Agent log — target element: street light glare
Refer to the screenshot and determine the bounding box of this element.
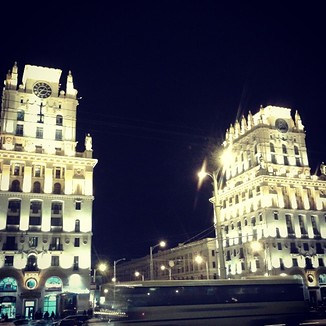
[251,241,263,252]
[197,159,208,191]
[195,255,204,264]
[159,241,166,248]
[98,263,107,272]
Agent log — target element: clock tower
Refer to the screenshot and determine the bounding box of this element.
[0,63,97,318]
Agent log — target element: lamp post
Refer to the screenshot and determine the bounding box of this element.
[93,263,107,283]
[92,263,107,309]
[195,255,209,280]
[198,169,227,279]
[113,258,126,283]
[135,271,144,281]
[160,265,172,280]
[150,241,166,280]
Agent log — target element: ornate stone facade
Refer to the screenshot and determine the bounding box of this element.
[0,63,97,318]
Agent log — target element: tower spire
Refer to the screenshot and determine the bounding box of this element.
[66,70,78,98]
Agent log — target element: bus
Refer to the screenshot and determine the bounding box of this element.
[56,292,78,318]
[93,276,310,325]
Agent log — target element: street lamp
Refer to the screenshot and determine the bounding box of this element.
[112,258,126,283]
[160,265,172,280]
[195,255,209,280]
[150,240,166,280]
[92,263,108,309]
[198,168,227,279]
[135,271,144,281]
[93,262,108,283]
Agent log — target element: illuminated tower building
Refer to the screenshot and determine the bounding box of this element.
[219,105,326,303]
[0,63,97,318]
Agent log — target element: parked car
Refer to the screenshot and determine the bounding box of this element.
[53,315,89,326]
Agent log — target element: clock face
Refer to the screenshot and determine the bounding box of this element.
[33,82,52,98]
[275,118,288,133]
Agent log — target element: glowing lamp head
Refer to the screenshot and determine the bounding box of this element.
[159,241,166,248]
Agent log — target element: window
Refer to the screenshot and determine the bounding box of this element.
[75,220,80,232]
[75,202,81,210]
[282,144,287,154]
[294,146,299,155]
[56,115,63,126]
[73,256,79,271]
[12,163,24,176]
[54,167,64,179]
[52,202,62,214]
[30,201,42,214]
[11,180,21,192]
[53,183,61,194]
[251,217,256,227]
[55,129,62,141]
[33,165,43,177]
[0,277,17,292]
[74,238,80,247]
[51,256,59,267]
[50,237,62,251]
[29,216,41,226]
[29,237,38,247]
[51,217,63,227]
[8,199,21,213]
[35,145,43,153]
[17,110,25,121]
[4,256,14,266]
[270,143,275,152]
[16,124,23,136]
[33,181,41,193]
[36,127,43,139]
[26,254,38,271]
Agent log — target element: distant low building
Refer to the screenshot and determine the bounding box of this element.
[117,238,217,281]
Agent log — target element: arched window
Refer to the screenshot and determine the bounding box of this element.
[33,181,41,193]
[294,145,299,155]
[26,254,38,271]
[45,276,62,291]
[53,183,61,194]
[75,219,80,232]
[11,180,21,192]
[0,277,18,292]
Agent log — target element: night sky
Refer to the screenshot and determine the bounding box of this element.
[1,2,326,264]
